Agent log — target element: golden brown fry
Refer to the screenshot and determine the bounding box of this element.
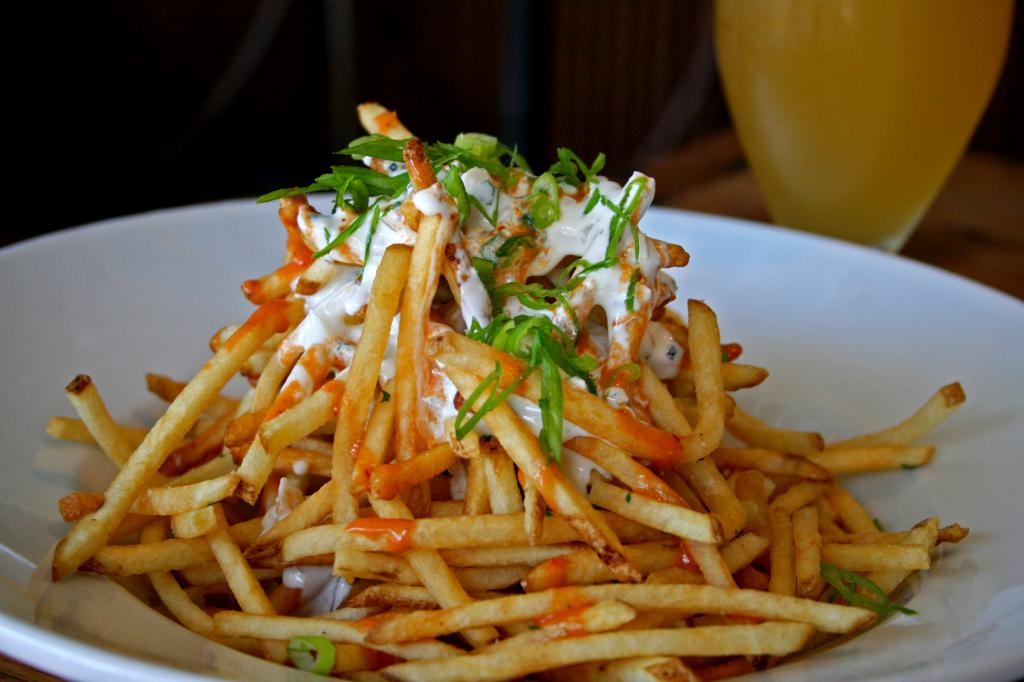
[372,444,456,501]
[63,375,137,468]
[811,445,935,473]
[367,584,871,644]
[827,485,878,534]
[380,624,816,682]
[46,416,147,449]
[677,299,727,460]
[132,473,240,515]
[58,492,104,522]
[712,448,831,481]
[768,508,795,596]
[675,459,747,541]
[793,506,824,599]
[482,448,524,514]
[828,383,966,449]
[334,245,411,524]
[171,506,218,539]
[141,519,215,637]
[357,102,414,139]
[727,405,824,455]
[588,478,721,544]
[820,543,931,572]
[212,611,461,661]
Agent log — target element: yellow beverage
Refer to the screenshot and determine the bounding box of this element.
[714,0,1013,249]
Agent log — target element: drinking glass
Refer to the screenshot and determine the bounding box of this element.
[714,0,1014,250]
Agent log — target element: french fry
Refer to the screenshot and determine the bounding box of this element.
[768,508,795,596]
[357,102,414,139]
[827,383,965,449]
[866,518,939,594]
[206,505,276,616]
[282,512,666,562]
[46,416,147,449]
[367,583,871,644]
[380,623,816,682]
[827,486,878,534]
[727,405,824,455]
[483,448,525,514]
[352,389,397,494]
[396,210,453,461]
[334,245,412,524]
[212,611,461,661]
[481,600,637,652]
[236,375,345,504]
[712,448,830,481]
[675,459,747,541]
[588,478,721,544]
[141,519,215,636]
[770,482,827,515]
[464,456,491,515]
[53,299,303,580]
[676,300,727,460]
[82,518,262,575]
[672,362,769,395]
[58,492,104,522]
[811,445,935,473]
[372,443,456,501]
[792,506,824,599]
[820,543,931,572]
[171,505,219,539]
[63,375,137,468]
[132,473,240,515]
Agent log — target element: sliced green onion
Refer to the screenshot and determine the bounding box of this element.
[529,172,561,229]
[625,269,640,313]
[313,198,382,259]
[455,132,499,159]
[537,351,565,463]
[441,164,470,226]
[287,636,335,675]
[363,203,382,265]
[820,563,917,616]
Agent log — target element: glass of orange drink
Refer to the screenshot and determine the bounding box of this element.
[714,0,1014,250]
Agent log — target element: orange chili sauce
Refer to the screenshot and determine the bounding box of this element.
[346,517,415,552]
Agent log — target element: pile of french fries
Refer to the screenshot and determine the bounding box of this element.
[47,105,969,681]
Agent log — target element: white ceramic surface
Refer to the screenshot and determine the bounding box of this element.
[0,200,1021,682]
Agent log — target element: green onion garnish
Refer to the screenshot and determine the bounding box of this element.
[625,269,640,313]
[287,636,335,675]
[820,563,917,617]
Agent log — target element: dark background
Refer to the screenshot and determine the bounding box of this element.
[11,0,1022,247]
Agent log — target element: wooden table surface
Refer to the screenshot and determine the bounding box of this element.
[2,135,1021,682]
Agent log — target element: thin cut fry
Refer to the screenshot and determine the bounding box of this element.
[828,383,966,449]
[727,405,824,455]
[381,624,816,682]
[811,445,935,473]
[792,506,824,599]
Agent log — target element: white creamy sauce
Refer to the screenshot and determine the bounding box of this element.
[640,321,685,379]
[448,460,467,501]
[413,183,455,218]
[260,477,304,534]
[282,565,352,616]
[292,459,309,476]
